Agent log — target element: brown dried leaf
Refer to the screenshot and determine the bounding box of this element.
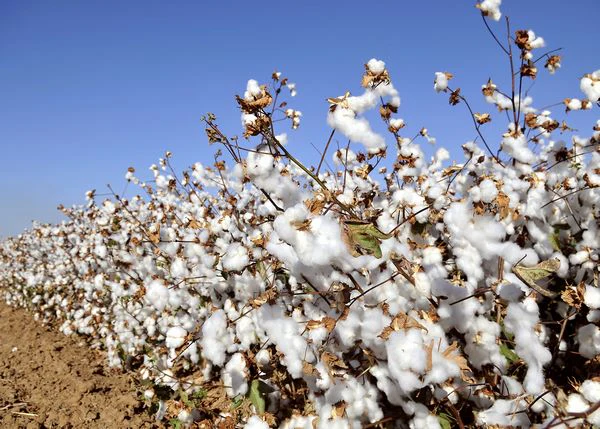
[236,90,273,113]
[474,112,492,125]
[292,219,312,232]
[561,282,586,309]
[545,55,561,71]
[442,342,474,383]
[525,113,538,129]
[449,88,461,106]
[515,30,531,51]
[482,78,496,97]
[521,60,538,79]
[496,192,511,219]
[355,164,372,179]
[331,401,347,419]
[425,340,434,372]
[303,361,319,377]
[304,198,326,215]
[327,91,351,112]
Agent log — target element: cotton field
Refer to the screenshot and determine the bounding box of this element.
[1,2,600,428]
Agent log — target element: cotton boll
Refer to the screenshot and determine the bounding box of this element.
[327,107,386,154]
[145,280,169,312]
[389,118,405,130]
[165,326,187,349]
[170,257,188,278]
[259,304,311,378]
[580,70,600,102]
[244,416,269,429]
[280,416,316,429]
[222,242,249,272]
[581,380,600,403]
[479,179,498,203]
[255,349,271,368]
[366,58,386,75]
[434,72,449,93]
[422,247,443,266]
[386,329,427,394]
[566,98,582,111]
[477,0,502,21]
[577,324,600,359]
[584,285,600,309]
[222,353,248,397]
[200,310,231,367]
[504,299,551,395]
[464,316,505,370]
[476,399,530,427]
[501,134,536,164]
[244,79,262,100]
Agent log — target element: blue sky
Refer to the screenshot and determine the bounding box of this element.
[1,0,598,237]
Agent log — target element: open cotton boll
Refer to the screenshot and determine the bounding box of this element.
[477,0,502,21]
[464,316,505,370]
[504,299,551,395]
[366,58,386,74]
[165,326,187,349]
[434,72,449,93]
[581,380,600,403]
[280,416,316,429]
[244,79,262,100]
[145,280,169,312]
[327,107,386,154]
[577,323,600,359]
[584,285,600,309]
[501,134,536,164]
[269,206,347,267]
[221,242,249,272]
[476,398,530,427]
[258,304,311,378]
[479,179,498,203]
[170,257,188,279]
[243,416,269,429]
[222,353,248,397]
[386,329,427,394]
[580,70,600,102]
[200,310,232,367]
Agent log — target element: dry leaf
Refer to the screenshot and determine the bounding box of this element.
[442,342,474,383]
[560,282,586,309]
[449,88,461,106]
[379,312,427,340]
[521,60,538,79]
[474,112,492,124]
[482,78,496,97]
[512,258,561,298]
[327,91,351,112]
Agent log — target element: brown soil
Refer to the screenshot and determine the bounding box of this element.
[0,302,158,428]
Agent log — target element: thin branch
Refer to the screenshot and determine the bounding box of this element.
[317,129,336,175]
[481,13,510,55]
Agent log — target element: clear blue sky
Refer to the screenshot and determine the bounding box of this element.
[1,1,598,237]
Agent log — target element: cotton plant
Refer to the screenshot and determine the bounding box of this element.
[1,3,600,428]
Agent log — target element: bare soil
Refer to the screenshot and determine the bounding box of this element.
[0,302,157,428]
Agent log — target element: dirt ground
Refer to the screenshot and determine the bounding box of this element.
[0,302,158,428]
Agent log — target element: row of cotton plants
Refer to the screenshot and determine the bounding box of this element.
[2,3,600,428]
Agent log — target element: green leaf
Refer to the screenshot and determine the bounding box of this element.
[500,344,520,364]
[511,258,560,298]
[438,412,454,429]
[179,390,193,408]
[549,232,561,252]
[168,418,182,429]
[247,379,273,414]
[190,389,207,401]
[344,220,391,258]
